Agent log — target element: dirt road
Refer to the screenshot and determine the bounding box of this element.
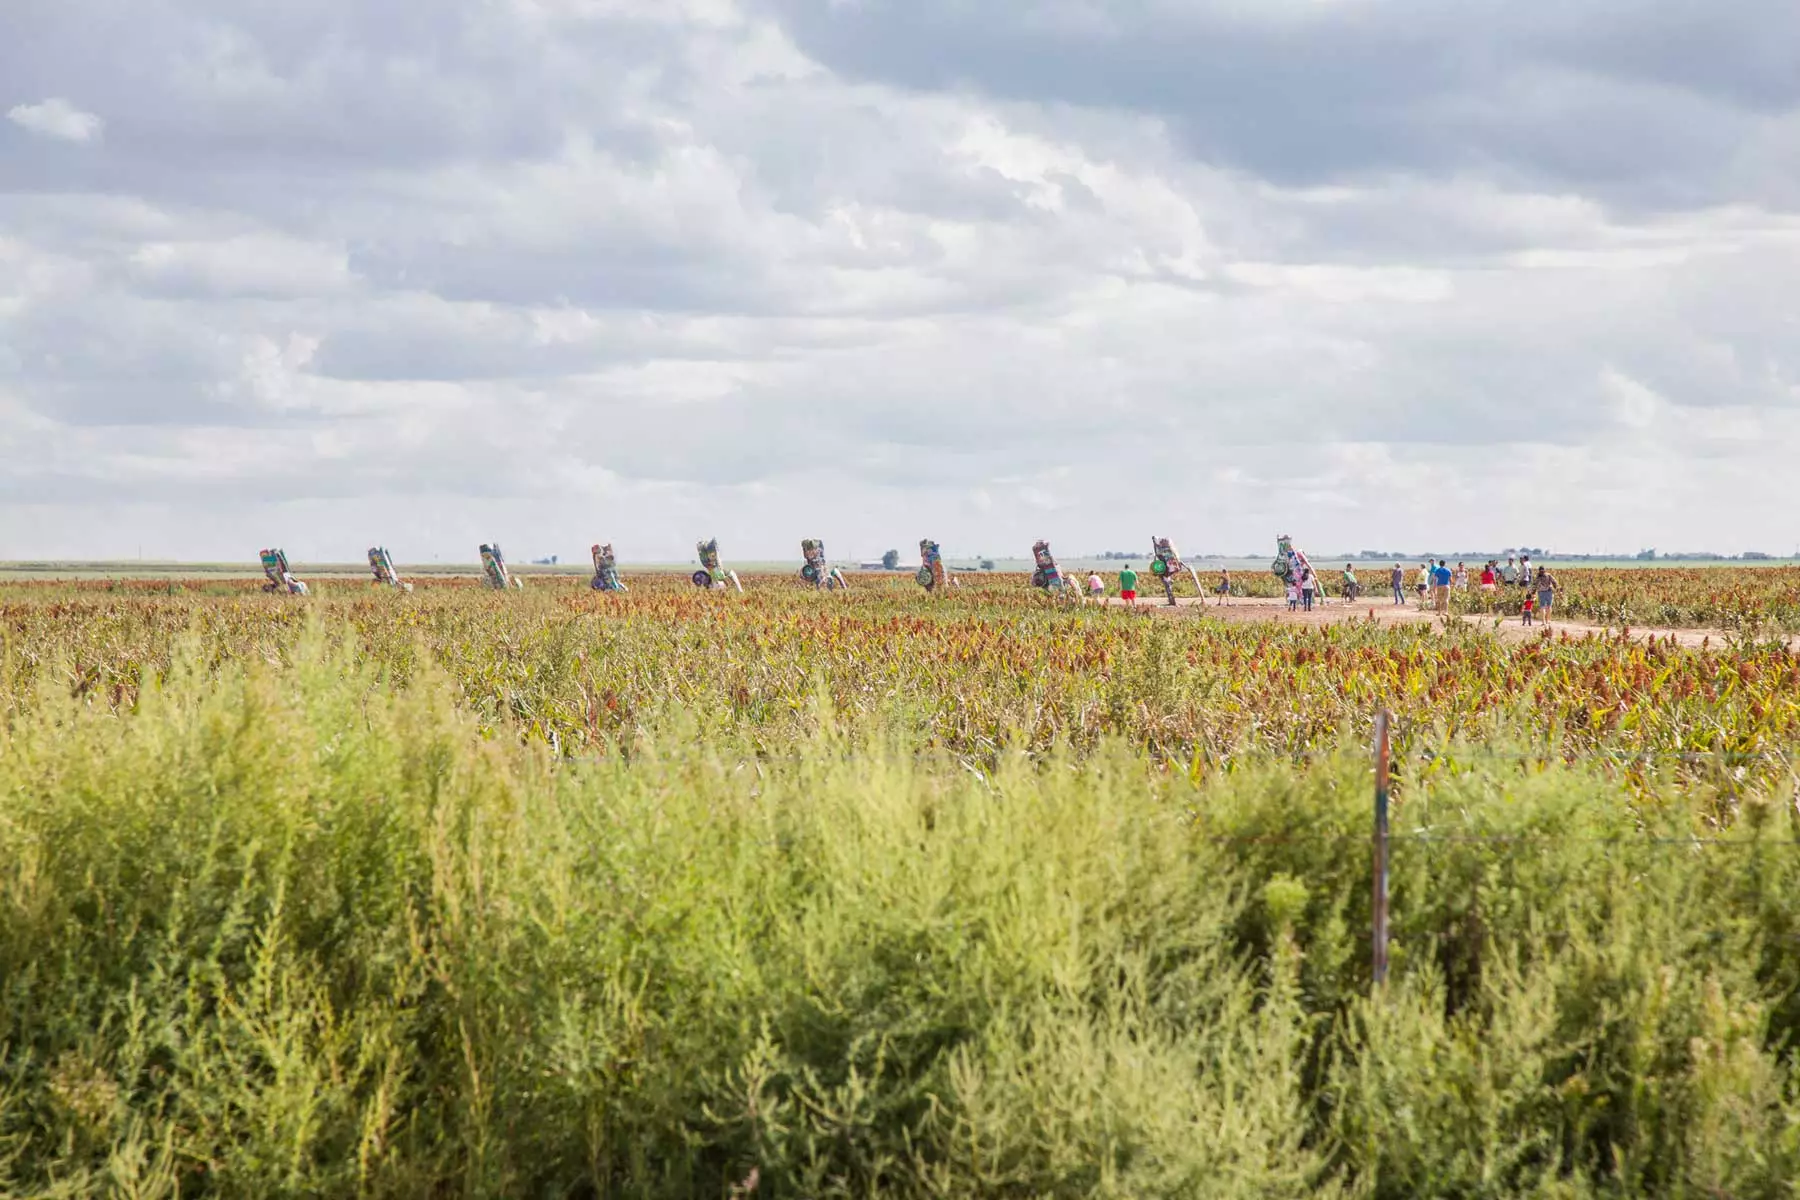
[1097,594,1797,650]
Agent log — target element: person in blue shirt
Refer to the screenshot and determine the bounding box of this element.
[1432,560,1453,613]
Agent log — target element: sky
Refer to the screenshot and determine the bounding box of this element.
[3,0,1799,564]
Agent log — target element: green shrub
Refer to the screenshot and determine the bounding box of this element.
[2,643,1798,1196]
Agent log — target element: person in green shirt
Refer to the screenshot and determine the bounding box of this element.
[1118,565,1138,604]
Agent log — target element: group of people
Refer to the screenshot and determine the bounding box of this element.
[1284,567,1325,611]
[1386,555,1557,621]
[1090,565,1140,603]
[1070,555,1557,624]
[1277,563,1376,612]
[1080,564,1234,607]
[1476,555,1536,590]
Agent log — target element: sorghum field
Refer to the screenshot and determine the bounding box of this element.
[1219,564,1800,633]
[4,570,1800,1197]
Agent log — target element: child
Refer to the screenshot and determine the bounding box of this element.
[1286,577,1300,611]
[1521,593,1535,625]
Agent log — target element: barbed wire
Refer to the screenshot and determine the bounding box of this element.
[1173,747,1798,767]
[1401,749,1792,764]
[1195,831,1800,848]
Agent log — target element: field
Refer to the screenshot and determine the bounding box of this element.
[4,569,1800,1196]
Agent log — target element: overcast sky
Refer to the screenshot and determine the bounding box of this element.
[4,0,1798,563]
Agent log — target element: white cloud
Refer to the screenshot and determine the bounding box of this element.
[1601,367,1663,430]
[126,235,353,299]
[7,97,103,143]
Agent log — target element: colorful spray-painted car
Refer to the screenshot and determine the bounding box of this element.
[259,549,309,595]
[1149,536,1201,606]
[916,539,952,592]
[1030,540,1072,593]
[480,544,523,590]
[693,539,743,592]
[800,539,848,590]
[1272,534,1315,588]
[367,547,412,592]
[590,544,627,592]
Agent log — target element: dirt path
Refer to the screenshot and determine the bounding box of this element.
[1097,594,1798,651]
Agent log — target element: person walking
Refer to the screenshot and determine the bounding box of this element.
[1519,555,1533,589]
[1433,559,1452,613]
[1341,563,1359,602]
[1390,562,1405,606]
[1521,592,1536,625]
[1480,562,1496,590]
[1286,574,1300,611]
[1118,564,1138,605]
[1301,568,1317,612]
[1215,568,1232,606]
[1501,556,1518,585]
[1536,568,1555,620]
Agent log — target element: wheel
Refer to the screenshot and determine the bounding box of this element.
[691,570,712,589]
[915,565,935,589]
[1271,558,1289,579]
[1031,568,1047,589]
[1150,558,1169,577]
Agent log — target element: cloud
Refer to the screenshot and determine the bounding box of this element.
[7,97,104,143]
[1,0,1798,562]
[754,0,1800,210]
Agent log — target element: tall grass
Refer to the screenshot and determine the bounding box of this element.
[3,638,1800,1195]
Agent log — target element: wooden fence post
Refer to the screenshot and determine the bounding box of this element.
[1372,709,1392,989]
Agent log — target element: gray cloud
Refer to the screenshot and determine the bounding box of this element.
[757,0,1800,212]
